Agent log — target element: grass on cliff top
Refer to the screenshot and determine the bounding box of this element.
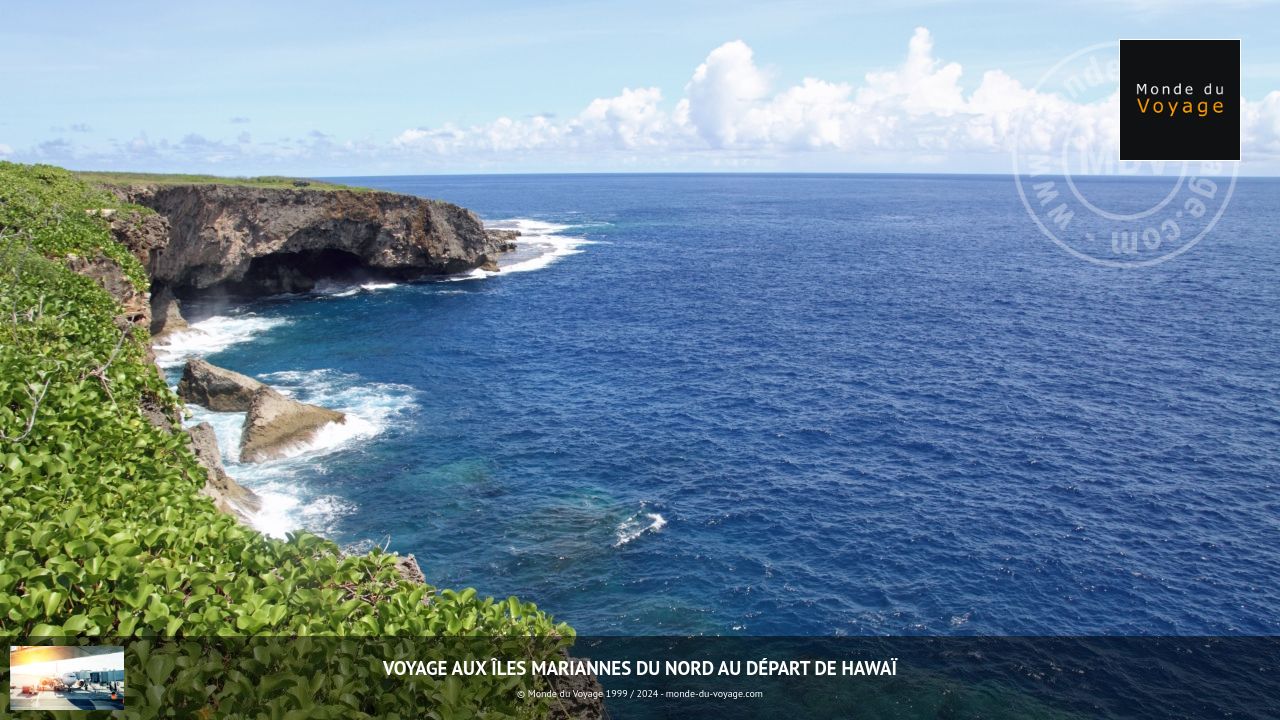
[76,169,372,192]
[1,161,570,718]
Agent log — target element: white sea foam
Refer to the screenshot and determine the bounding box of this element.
[183,369,415,537]
[447,218,595,281]
[614,510,667,547]
[312,280,401,298]
[248,487,357,539]
[155,314,287,368]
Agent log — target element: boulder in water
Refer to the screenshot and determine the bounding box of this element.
[177,358,264,411]
[186,422,261,522]
[240,386,345,463]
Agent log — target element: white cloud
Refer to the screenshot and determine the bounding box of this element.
[682,40,771,147]
[10,28,1280,173]
[0,143,13,157]
[579,87,669,149]
[859,27,965,116]
[386,27,1116,161]
[1243,91,1280,157]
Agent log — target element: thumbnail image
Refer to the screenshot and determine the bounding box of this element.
[8,646,125,712]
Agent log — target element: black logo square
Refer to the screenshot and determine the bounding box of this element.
[1120,39,1240,161]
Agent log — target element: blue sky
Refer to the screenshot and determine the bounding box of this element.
[2,1,1279,174]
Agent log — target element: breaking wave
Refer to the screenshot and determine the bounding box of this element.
[614,509,668,547]
[154,314,287,368]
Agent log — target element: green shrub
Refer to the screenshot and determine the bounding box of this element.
[0,162,572,718]
[0,162,151,288]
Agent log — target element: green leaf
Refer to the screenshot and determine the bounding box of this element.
[30,623,64,638]
[62,614,89,632]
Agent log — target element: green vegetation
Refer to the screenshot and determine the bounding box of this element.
[76,169,370,192]
[2,163,153,288]
[0,162,571,718]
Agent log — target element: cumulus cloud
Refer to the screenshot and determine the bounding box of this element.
[580,87,670,149]
[10,28,1280,172]
[1243,91,1280,157]
[0,143,13,157]
[860,27,965,116]
[387,27,1124,160]
[682,40,771,147]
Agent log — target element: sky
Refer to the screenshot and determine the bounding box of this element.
[2,0,1279,175]
[9,651,125,681]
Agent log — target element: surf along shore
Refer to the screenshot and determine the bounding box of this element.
[0,161,603,719]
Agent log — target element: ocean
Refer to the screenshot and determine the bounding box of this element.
[156,174,1280,636]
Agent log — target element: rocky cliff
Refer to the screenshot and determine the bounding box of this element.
[71,180,520,525]
[109,184,513,305]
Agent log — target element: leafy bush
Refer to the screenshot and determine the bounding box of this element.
[0,162,572,718]
[0,162,151,288]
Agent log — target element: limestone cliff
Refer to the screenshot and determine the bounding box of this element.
[67,208,171,331]
[108,184,511,303]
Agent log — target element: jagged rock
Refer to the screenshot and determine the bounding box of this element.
[394,554,426,585]
[108,184,513,298]
[486,228,520,252]
[150,286,188,337]
[177,358,264,412]
[186,422,261,522]
[107,209,170,268]
[240,386,345,463]
[139,390,180,432]
[64,252,151,329]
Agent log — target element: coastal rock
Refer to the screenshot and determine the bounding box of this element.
[240,386,345,463]
[394,554,427,585]
[486,228,520,252]
[64,252,151,329]
[177,358,264,411]
[150,286,188,338]
[138,389,181,432]
[63,209,170,334]
[107,208,170,268]
[186,422,261,522]
[111,184,511,298]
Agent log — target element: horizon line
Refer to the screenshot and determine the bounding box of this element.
[44,165,1278,181]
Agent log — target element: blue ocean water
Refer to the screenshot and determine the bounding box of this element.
[166,174,1280,636]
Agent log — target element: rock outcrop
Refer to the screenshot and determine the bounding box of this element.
[64,252,152,329]
[186,422,262,522]
[241,386,346,463]
[394,554,427,585]
[177,358,264,411]
[109,184,512,299]
[150,286,188,338]
[66,209,170,344]
[107,208,170,268]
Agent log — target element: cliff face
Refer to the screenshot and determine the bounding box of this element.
[66,208,171,331]
[113,184,508,300]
